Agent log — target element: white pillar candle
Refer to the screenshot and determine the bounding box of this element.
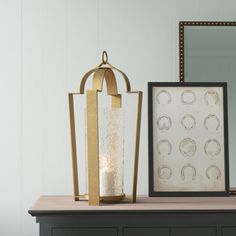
[99,156,116,196]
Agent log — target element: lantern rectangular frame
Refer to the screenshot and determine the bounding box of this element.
[68,88,143,205]
[148,82,229,197]
[68,52,143,205]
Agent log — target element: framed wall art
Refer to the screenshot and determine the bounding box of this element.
[148,82,229,196]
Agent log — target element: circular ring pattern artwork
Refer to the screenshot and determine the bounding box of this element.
[158,165,172,180]
[204,90,219,105]
[206,165,221,180]
[204,114,220,131]
[181,164,197,180]
[181,114,196,130]
[181,90,196,104]
[179,138,197,157]
[157,115,172,130]
[204,139,221,156]
[156,139,172,156]
[156,90,171,104]
[151,85,227,194]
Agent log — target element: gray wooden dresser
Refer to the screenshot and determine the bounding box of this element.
[29,196,236,236]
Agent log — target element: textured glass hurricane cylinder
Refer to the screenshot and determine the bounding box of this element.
[99,108,124,197]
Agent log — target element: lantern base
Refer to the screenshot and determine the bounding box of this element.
[100,194,125,202]
[74,194,125,202]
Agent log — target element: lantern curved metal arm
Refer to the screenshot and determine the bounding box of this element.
[92,69,118,95]
[79,67,131,94]
[68,51,143,205]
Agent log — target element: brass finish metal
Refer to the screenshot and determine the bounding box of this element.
[100,194,125,202]
[111,94,122,108]
[68,51,143,205]
[74,194,125,202]
[132,91,143,203]
[102,51,108,64]
[68,94,79,201]
[86,90,100,205]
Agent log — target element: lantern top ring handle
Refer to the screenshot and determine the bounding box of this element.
[102,51,108,64]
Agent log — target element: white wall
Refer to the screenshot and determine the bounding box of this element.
[1,0,236,235]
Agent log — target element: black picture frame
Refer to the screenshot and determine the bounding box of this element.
[148,82,229,197]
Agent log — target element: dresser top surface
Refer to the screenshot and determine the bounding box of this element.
[29,195,236,215]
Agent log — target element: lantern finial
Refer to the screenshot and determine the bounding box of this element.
[102,51,108,64]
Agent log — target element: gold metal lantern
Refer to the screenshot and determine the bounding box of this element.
[68,51,142,206]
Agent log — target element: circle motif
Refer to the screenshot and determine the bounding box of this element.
[204,139,221,156]
[179,138,197,157]
[158,165,172,180]
[204,114,220,131]
[181,114,196,130]
[181,164,197,180]
[156,140,172,156]
[181,90,196,105]
[204,90,219,105]
[156,90,171,104]
[157,115,172,131]
[206,165,221,180]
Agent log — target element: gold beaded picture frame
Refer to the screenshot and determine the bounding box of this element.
[179,21,236,83]
[148,82,229,196]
